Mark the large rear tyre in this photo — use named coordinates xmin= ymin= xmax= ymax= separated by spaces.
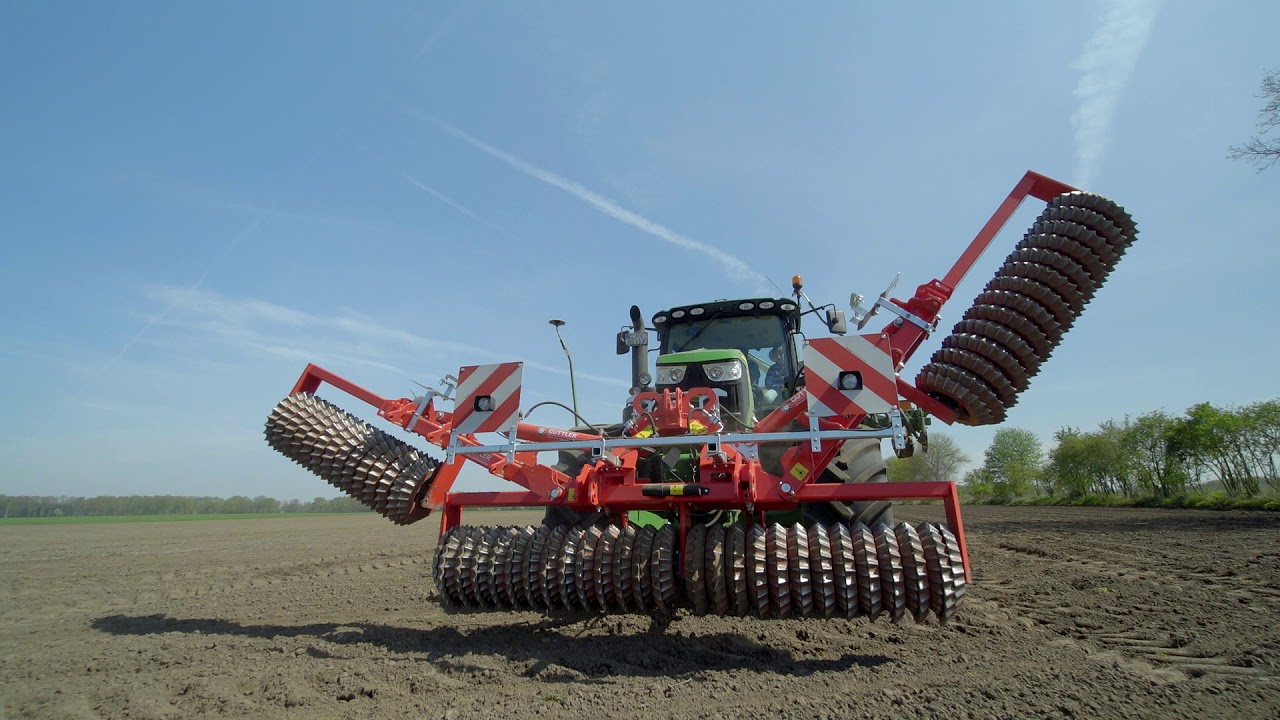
xmin=802 ymin=439 xmax=894 ymax=528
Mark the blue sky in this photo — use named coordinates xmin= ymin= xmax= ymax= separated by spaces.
xmin=1 ymin=2 xmax=1276 ymax=500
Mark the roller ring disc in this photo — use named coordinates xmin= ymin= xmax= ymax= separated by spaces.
xmin=939 ymin=333 xmax=1031 ymax=392
xmin=916 ymin=363 xmax=1007 ymax=426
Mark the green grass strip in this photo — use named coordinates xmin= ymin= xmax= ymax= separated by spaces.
xmin=0 ymin=513 xmax=362 ymax=526
xmin=961 ymin=495 xmax=1280 ymax=511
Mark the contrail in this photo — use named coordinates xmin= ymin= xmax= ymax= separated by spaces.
xmin=104 ymin=211 xmax=267 ymax=369
xmin=401 ymin=172 xmax=516 ymax=239
xmin=411 ymin=0 xmax=473 ymax=61
xmin=1071 ymin=0 xmax=1162 ymax=188
xmin=412 ymin=110 xmax=771 ymax=291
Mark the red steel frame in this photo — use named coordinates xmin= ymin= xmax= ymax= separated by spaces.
xmin=285 ymin=171 xmax=1079 ymax=586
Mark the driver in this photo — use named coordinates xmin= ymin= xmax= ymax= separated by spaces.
xmin=764 ymin=346 xmax=789 ymax=391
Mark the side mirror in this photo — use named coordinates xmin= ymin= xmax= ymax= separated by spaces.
xmin=616 ymin=331 xmax=629 ymax=355
xmin=825 ymin=308 xmax=848 ymax=335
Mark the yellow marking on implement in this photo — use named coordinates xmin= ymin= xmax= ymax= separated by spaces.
xmin=566 ymin=488 xmax=576 ymax=502
xmin=790 ymin=464 xmax=809 ymax=481
xmin=670 ymin=486 xmax=686 ymax=496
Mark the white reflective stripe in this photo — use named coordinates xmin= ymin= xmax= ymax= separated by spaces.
xmin=845 ymin=333 xmax=889 ymax=365
xmin=805 ymin=335 xmax=889 ymax=381
xmin=804 ymin=335 xmax=896 ymax=416
xmin=803 ymin=349 xmax=841 ymax=383
xmin=454 ymin=362 xmax=523 ymax=434
xmin=455 ymin=364 xmax=505 ymax=407
xmin=457 ymin=374 xmax=521 ymax=434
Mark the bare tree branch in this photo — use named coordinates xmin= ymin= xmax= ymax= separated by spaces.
xmin=1228 ymin=68 xmax=1280 ymax=171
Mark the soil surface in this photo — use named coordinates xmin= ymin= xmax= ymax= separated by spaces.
xmin=1 ymin=506 xmax=1277 ymax=719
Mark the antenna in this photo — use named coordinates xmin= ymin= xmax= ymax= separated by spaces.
xmin=765 ymin=275 xmax=787 ymax=297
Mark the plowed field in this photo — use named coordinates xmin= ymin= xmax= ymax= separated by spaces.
xmin=2 ymin=506 xmax=1277 ymax=719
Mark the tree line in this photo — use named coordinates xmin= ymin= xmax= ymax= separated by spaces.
xmin=888 ymin=398 xmax=1280 ymax=507
xmin=0 ymin=494 xmax=368 ymax=519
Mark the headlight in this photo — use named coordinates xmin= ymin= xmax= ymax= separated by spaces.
xmin=656 ymin=365 xmax=687 ymax=385
xmin=702 ymin=360 xmax=743 ymax=382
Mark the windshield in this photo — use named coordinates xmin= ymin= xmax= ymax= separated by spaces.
xmin=663 ymin=314 xmax=794 ymax=394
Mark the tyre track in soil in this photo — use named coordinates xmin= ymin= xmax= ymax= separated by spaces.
xmin=2 ymin=508 xmax=1279 ymax=719
xmin=943 ymin=505 xmax=1280 ymax=685
xmin=0 ymin=521 xmax=433 ymax=628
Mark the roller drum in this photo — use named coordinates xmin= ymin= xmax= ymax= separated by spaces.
xmin=430 ymin=520 xmax=967 ymax=622
xmin=264 ymin=393 xmax=439 ymax=524
xmin=917 ymin=192 xmax=1138 ymax=425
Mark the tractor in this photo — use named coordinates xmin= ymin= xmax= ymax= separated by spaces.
xmin=265 ymin=170 xmax=1137 ymax=621
xmin=598 ymin=290 xmax=900 ymax=533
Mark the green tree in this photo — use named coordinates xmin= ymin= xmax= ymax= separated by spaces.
xmin=977 ymin=428 xmax=1044 ymax=500
xmin=1170 ymin=400 xmax=1279 ymax=497
xmin=1243 ymin=399 xmax=1280 ymax=492
xmin=918 ymin=434 xmax=971 ymax=483
xmin=1124 ymin=411 xmax=1188 ymax=498
xmin=1096 ymin=420 xmax=1135 ymax=496
xmin=252 ymin=495 xmax=281 ymax=514
xmin=886 ymin=433 xmax=970 ymax=483
xmin=1046 ymin=427 xmax=1091 ymax=498
xmin=960 ymin=467 xmax=997 ymax=500
xmin=1047 ymin=424 xmax=1132 ymax=498
xmin=326 ymin=496 xmax=364 ymax=513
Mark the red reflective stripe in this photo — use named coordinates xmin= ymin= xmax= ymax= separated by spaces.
xmin=455 ymin=363 xmax=521 ymax=428
xmin=806 ymin=374 xmax=870 ymax=417
xmin=469 ymin=363 xmax=519 ymax=405
xmin=456 ymin=365 xmax=477 ymax=385
xmin=476 ymin=389 xmax=522 ymax=433
xmin=812 ymin=339 xmax=896 ymax=406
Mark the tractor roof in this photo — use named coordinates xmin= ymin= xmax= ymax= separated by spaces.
xmin=651 ymin=297 xmax=800 ymax=327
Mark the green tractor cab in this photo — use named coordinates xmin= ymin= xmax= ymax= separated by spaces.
xmin=608 ymin=294 xmax=892 ymax=530
xmin=648 ymin=298 xmax=804 ymax=427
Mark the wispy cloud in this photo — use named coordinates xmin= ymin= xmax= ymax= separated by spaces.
xmin=401 ymin=107 xmax=771 ymax=291
xmin=140 ymin=285 xmax=630 ymax=389
xmin=401 ymin=172 xmax=516 ymax=239
xmin=1071 ymin=0 xmax=1162 ymax=188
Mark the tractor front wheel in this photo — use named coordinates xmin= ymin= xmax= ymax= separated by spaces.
xmin=801 ymin=438 xmax=894 ymax=528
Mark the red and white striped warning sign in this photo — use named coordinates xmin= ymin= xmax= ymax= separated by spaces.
xmin=453 ymin=362 xmax=523 ymax=434
xmin=804 ymin=334 xmax=897 ymax=417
